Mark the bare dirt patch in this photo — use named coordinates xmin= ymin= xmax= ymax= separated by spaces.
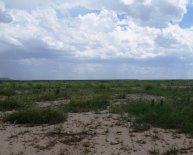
xmin=126 ymin=93 xmax=165 ymax=101
xmin=36 ymin=99 xmax=70 ymax=108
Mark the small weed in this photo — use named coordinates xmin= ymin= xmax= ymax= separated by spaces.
xmin=9 ymin=151 xmax=24 ymax=155
xmin=130 ymin=121 xmax=151 ymax=132
xmin=148 ymin=147 xmax=160 ymax=155
xmin=54 ymin=124 xmax=64 ymax=134
xmin=57 ymin=148 xmax=66 ymax=155
xmin=116 ymin=92 xmax=127 ymax=99
xmin=144 ymin=85 xmax=155 ymax=90
xmin=162 ymin=145 xmax=178 ymax=155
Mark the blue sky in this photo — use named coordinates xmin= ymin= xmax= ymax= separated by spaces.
xmin=180 ymin=4 xmax=193 ymax=28
xmin=0 ymin=0 xmax=193 ymax=80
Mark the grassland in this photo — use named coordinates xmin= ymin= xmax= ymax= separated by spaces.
xmin=1 ymin=80 xmax=193 ymax=133
xmin=1 ymin=80 xmax=193 ymax=154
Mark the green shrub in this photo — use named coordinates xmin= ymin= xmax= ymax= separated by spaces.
xmin=144 ymin=85 xmax=154 ymax=90
xmin=0 ymin=99 xmax=23 ymax=111
xmin=0 ymin=86 xmax=15 ymax=98
xmin=116 ymin=92 xmax=127 ymax=99
xmin=6 ymin=108 xmax=66 ymax=125
xmin=111 ymin=100 xmax=193 ymax=135
xmin=62 ymin=96 xmax=110 ymax=113
xmin=36 ymin=92 xmax=58 ymax=101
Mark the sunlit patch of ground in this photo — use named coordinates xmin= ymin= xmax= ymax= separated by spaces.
xmin=1 ymin=110 xmax=193 ymax=155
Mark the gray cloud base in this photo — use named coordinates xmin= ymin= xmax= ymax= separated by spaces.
xmin=0 ymin=10 xmax=12 ymax=23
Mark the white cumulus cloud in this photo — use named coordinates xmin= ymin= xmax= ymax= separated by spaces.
xmin=0 ymin=0 xmax=193 ymax=79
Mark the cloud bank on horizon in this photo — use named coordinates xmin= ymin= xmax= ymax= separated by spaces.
xmin=0 ymin=0 xmax=193 ymax=80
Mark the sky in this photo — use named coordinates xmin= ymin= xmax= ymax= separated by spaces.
xmin=0 ymin=0 xmax=193 ymax=80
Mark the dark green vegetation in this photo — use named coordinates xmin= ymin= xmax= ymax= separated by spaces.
xmin=111 ymin=100 xmax=193 ymax=134
xmin=0 ymin=98 xmax=25 ymax=111
xmin=62 ymin=95 xmax=110 ymax=113
xmin=0 ymin=80 xmax=193 ymax=134
xmin=6 ymin=108 xmax=66 ymax=125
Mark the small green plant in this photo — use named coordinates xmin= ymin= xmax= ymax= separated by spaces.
xmin=55 ymin=87 xmax=60 ymax=95
xmin=162 ymin=145 xmax=178 ymax=155
xmin=116 ymin=92 xmax=127 ymax=99
xmin=57 ymin=148 xmax=66 ymax=155
xmin=130 ymin=121 xmax=151 ymax=132
xmin=148 ymin=147 xmax=160 ymax=155
xmin=55 ymin=124 xmax=64 ymax=134
xmin=1 ymin=83 xmax=15 ymax=98
xmin=5 ymin=108 xmax=66 ymax=125
xmin=144 ymin=85 xmax=154 ymax=90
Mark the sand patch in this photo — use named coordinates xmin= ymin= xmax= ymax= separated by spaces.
xmin=1 ymin=111 xmax=193 ymax=155
xmin=126 ymin=93 xmax=165 ymax=101
xmin=36 ymin=99 xmax=70 ymax=108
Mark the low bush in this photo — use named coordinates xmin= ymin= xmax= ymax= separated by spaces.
xmin=6 ymin=108 xmax=66 ymax=125
xmin=35 ymin=92 xmax=58 ymax=101
xmin=111 ymin=100 xmax=193 ymax=135
xmin=0 ymin=99 xmax=23 ymax=111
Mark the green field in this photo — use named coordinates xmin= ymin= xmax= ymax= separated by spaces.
xmin=1 ymin=80 xmax=193 ymax=135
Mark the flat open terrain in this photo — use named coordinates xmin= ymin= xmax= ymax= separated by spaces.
xmin=1 ymin=80 xmax=193 ymax=155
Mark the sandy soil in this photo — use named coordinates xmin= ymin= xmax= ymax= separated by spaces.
xmin=36 ymin=99 xmax=70 ymax=108
xmin=1 ymin=110 xmax=193 ymax=155
xmin=126 ymin=94 xmax=165 ymax=101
